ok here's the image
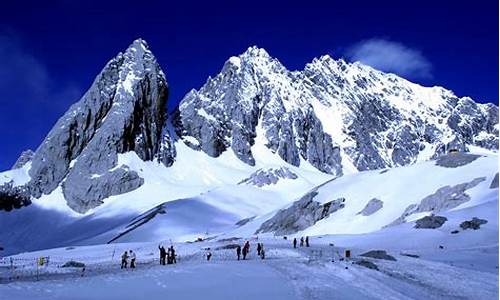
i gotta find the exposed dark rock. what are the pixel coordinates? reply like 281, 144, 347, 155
238, 167, 298, 187
215, 244, 240, 250
490, 173, 499, 189
451, 230, 460, 234
460, 217, 488, 230
235, 216, 256, 226
357, 198, 383, 216
0, 181, 32, 211
388, 177, 485, 226
414, 215, 447, 229
256, 189, 345, 235
354, 259, 379, 270
108, 202, 166, 243
400, 253, 420, 258
359, 250, 397, 261
435, 153, 481, 168
62, 261, 86, 268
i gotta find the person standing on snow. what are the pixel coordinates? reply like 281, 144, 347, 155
260, 244, 265, 260
236, 245, 241, 260
305, 236, 310, 247
293, 238, 297, 249
300, 237, 304, 247
130, 250, 136, 268
121, 251, 129, 269
257, 243, 262, 256
158, 245, 167, 265
170, 246, 177, 264
242, 240, 250, 260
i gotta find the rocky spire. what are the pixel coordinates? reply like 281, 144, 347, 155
26, 38, 170, 213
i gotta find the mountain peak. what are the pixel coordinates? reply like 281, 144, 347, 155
241, 45, 271, 59
127, 38, 150, 52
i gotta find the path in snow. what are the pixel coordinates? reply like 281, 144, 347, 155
0, 260, 299, 300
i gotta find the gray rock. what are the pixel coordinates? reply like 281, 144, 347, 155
354, 259, 379, 270
173, 47, 498, 175
23, 39, 170, 213
388, 177, 485, 226
359, 250, 397, 261
235, 216, 255, 226
490, 173, 499, 189
238, 167, 298, 187
11, 150, 34, 169
400, 253, 420, 258
256, 188, 345, 235
61, 261, 85, 268
414, 215, 447, 229
435, 153, 481, 168
357, 198, 383, 216
460, 217, 488, 230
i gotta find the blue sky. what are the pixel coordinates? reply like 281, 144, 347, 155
0, 0, 498, 170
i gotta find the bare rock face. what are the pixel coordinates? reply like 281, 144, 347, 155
174, 48, 343, 175
256, 189, 346, 235
174, 47, 498, 174
357, 198, 383, 216
11, 150, 34, 169
238, 167, 298, 187
25, 39, 171, 213
460, 217, 488, 230
388, 177, 486, 226
414, 215, 447, 229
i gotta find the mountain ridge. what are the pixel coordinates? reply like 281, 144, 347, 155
0, 39, 498, 215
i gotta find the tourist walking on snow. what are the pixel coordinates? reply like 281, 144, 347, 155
242, 240, 250, 260
260, 244, 265, 260
121, 251, 129, 269
293, 237, 297, 249
236, 245, 241, 260
130, 250, 136, 268
257, 243, 262, 256
300, 237, 304, 247
305, 236, 310, 247
158, 245, 167, 265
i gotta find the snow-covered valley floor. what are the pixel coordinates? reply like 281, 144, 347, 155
1, 234, 497, 300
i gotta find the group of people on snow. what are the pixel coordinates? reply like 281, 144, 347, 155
120, 250, 136, 269
158, 245, 177, 265
120, 236, 311, 269
292, 236, 310, 248
235, 240, 265, 260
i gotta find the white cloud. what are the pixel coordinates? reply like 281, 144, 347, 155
345, 38, 432, 79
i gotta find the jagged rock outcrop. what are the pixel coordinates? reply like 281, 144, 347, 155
460, 217, 488, 230
388, 177, 486, 226
173, 48, 343, 175
256, 189, 346, 235
238, 167, 298, 187
173, 47, 498, 173
435, 153, 481, 168
490, 173, 499, 189
414, 215, 447, 229
11, 150, 34, 169
23, 39, 171, 213
357, 198, 383, 216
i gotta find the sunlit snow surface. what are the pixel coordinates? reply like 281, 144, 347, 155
0, 143, 497, 299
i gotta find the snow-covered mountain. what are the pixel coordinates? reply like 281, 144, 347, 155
0, 39, 498, 257
173, 46, 498, 174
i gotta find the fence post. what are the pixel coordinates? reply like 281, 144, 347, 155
36, 258, 39, 281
